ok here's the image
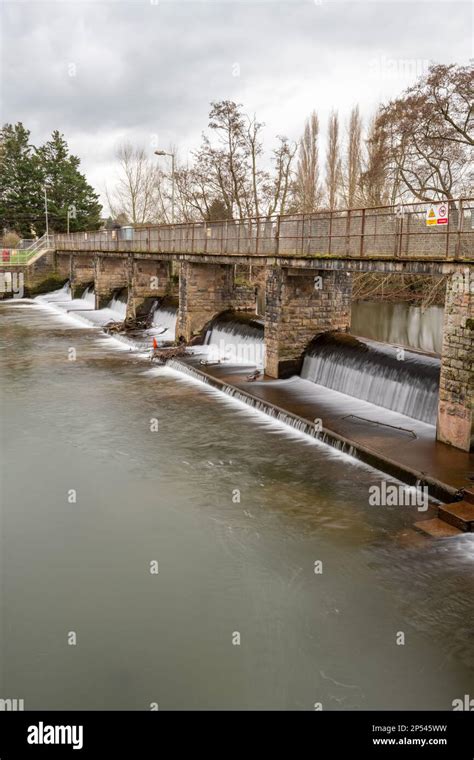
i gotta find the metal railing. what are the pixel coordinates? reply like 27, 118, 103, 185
1, 234, 54, 265
55, 199, 474, 260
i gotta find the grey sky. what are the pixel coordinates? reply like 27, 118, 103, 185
1, 0, 472, 210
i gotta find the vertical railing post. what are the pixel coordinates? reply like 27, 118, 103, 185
444, 201, 451, 258
204, 222, 208, 254
346, 210, 351, 255
359, 208, 366, 257
224, 220, 228, 255
275, 215, 280, 256
398, 212, 404, 257
455, 198, 464, 259
328, 210, 333, 256
301, 214, 305, 255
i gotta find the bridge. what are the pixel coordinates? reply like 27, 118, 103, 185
4, 198, 474, 452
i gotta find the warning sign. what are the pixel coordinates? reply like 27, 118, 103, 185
426, 203, 449, 226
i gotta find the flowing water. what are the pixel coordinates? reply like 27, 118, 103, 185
205, 314, 265, 367
152, 304, 177, 342
1, 297, 474, 711
301, 334, 440, 425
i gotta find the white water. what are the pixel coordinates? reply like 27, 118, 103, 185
302, 335, 440, 425
205, 316, 265, 367
151, 305, 177, 341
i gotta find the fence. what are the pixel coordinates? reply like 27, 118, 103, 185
1, 234, 55, 265
55, 199, 474, 260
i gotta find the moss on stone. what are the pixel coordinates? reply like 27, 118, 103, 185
27, 276, 68, 297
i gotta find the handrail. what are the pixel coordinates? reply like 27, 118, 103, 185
54, 198, 474, 261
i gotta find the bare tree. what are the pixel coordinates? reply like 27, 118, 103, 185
294, 111, 323, 212
360, 110, 398, 207
266, 136, 298, 216
342, 105, 363, 207
325, 110, 342, 210
106, 143, 166, 224
377, 63, 473, 201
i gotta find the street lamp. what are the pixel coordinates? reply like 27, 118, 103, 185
154, 150, 175, 224
43, 186, 49, 238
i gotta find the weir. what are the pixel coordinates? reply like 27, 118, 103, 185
9, 196, 473, 451
301, 334, 440, 425
204, 313, 265, 367
27, 280, 474, 528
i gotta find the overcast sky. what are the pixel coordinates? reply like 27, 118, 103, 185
1, 0, 472, 212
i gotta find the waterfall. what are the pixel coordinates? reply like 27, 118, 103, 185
81, 286, 95, 306
107, 291, 127, 320
39, 281, 71, 302
351, 302, 444, 354
301, 333, 440, 425
152, 305, 177, 341
204, 313, 265, 367
167, 358, 357, 455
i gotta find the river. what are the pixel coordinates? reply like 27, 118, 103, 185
1, 298, 473, 710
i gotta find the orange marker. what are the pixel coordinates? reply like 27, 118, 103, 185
153, 337, 158, 350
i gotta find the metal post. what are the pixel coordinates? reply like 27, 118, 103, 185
359, 208, 366, 257
171, 154, 175, 225
328, 210, 333, 256
44, 187, 49, 239
455, 199, 464, 259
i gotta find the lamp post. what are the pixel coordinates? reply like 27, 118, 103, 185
154, 150, 175, 224
44, 186, 49, 238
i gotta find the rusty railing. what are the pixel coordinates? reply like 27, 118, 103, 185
54, 198, 474, 260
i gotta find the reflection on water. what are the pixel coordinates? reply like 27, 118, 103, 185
1, 300, 473, 711
352, 301, 444, 354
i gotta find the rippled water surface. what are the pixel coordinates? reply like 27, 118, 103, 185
1, 300, 473, 710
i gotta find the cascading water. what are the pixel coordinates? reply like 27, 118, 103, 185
301, 333, 440, 425
204, 313, 265, 367
152, 305, 177, 341
80, 286, 95, 308
39, 281, 71, 302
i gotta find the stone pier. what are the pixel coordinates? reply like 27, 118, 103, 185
177, 261, 255, 341
264, 267, 353, 377
67, 254, 95, 297
94, 254, 131, 309
127, 258, 172, 319
437, 267, 474, 452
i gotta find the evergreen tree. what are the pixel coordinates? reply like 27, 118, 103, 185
0, 123, 44, 237
36, 131, 102, 233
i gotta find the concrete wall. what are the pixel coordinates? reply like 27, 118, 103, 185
437, 267, 474, 451
264, 266, 352, 377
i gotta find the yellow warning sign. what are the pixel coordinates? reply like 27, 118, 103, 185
426, 204, 449, 226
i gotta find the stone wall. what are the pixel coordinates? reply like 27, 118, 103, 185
127, 259, 172, 319
177, 261, 256, 341
265, 266, 352, 377
94, 255, 131, 309
437, 267, 474, 451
